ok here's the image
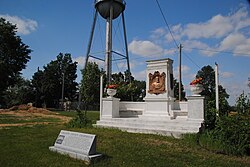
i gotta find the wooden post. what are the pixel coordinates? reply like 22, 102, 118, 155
178, 44, 183, 101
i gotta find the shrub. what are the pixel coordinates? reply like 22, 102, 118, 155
204, 105, 217, 130
212, 115, 250, 156
67, 110, 90, 128
199, 114, 250, 156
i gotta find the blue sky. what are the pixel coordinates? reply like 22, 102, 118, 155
0, 0, 250, 105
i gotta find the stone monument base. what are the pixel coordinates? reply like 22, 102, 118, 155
49, 146, 102, 164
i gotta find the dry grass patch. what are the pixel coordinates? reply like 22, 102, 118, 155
0, 105, 71, 127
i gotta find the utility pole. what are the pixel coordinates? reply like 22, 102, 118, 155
61, 72, 65, 109
215, 62, 219, 116
178, 44, 183, 101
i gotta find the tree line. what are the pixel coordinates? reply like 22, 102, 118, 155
0, 18, 147, 109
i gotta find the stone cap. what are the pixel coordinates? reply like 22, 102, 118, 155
146, 58, 173, 63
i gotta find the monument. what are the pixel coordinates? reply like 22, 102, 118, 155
141, 58, 174, 120
95, 58, 205, 138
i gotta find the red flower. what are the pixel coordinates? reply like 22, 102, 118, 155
107, 84, 118, 89
190, 77, 202, 85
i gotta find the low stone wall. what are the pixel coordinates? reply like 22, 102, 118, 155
119, 102, 145, 111
172, 101, 188, 111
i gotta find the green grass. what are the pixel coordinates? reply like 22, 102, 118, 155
0, 111, 249, 167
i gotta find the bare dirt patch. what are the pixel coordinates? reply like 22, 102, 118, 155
0, 105, 71, 127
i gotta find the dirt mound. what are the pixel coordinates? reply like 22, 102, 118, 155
27, 107, 52, 114
0, 104, 71, 127
2, 104, 52, 114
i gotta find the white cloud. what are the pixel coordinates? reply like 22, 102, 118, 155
0, 14, 38, 35
219, 33, 245, 51
174, 65, 195, 80
181, 6, 250, 40
218, 32, 250, 56
222, 81, 249, 105
128, 40, 164, 57
183, 14, 233, 39
128, 40, 176, 57
132, 70, 146, 81
221, 71, 234, 78
182, 40, 217, 57
152, 6, 250, 57
73, 56, 104, 69
151, 27, 166, 39
73, 56, 85, 69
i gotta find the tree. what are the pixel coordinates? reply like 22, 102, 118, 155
0, 18, 31, 106
31, 53, 78, 108
235, 91, 250, 114
196, 65, 230, 129
32, 68, 45, 107
111, 71, 146, 101
196, 65, 229, 112
80, 62, 102, 110
173, 79, 186, 101
3, 76, 35, 108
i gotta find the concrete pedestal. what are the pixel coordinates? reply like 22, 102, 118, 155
140, 97, 173, 120
101, 97, 120, 118
187, 96, 205, 121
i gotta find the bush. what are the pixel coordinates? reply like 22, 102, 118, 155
212, 115, 250, 155
199, 114, 250, 156
67, 110, 90, 128
204, 105, 217, 130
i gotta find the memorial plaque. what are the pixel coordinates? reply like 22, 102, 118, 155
49, 130, 102, 163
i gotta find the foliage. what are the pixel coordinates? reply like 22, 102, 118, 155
204, 100, 217, 130
31, 68, 44, 107
0, 18, 31, 105
81, 64, 146, 103
111, 70, 146, 101
2, 76, 35, 108
173, 78, 186, 101
196, 65, 230, 128
198, 114, 250, 156
67, 110, 90, 128
80, 62, 102, 108
214, 115, 250, 155
31, 53, 78, 108
193, 93, 250, 156
235, 92, 250, 114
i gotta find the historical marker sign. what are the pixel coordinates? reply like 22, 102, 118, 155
49, 130, 102, 163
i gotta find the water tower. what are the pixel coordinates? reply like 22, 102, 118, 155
84, 0, 131, 84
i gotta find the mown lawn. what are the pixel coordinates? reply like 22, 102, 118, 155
0, 111, 249, 167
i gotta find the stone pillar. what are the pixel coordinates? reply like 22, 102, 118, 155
187, 96, 205, 121
141, 58, 175, 120
101, 97, 120, 118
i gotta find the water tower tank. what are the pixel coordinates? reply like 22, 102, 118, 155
95, 0, 125, 20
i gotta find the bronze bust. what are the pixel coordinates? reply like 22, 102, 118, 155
148, 71, 166, 94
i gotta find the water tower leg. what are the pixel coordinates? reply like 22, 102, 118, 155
84, 9, 98, 69
105, 6, 113, 84
122, 12, 131, 83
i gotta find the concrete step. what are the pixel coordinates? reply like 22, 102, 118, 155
94, 122, 200, 138
99, 117, 202, 125
119, 110, 142, 118
95, 118, 202, 132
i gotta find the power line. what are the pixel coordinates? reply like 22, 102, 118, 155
185, 47, 250, 57
155, 0, 179, 48
182, 51, 201, 69
155, 0, 201, 70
